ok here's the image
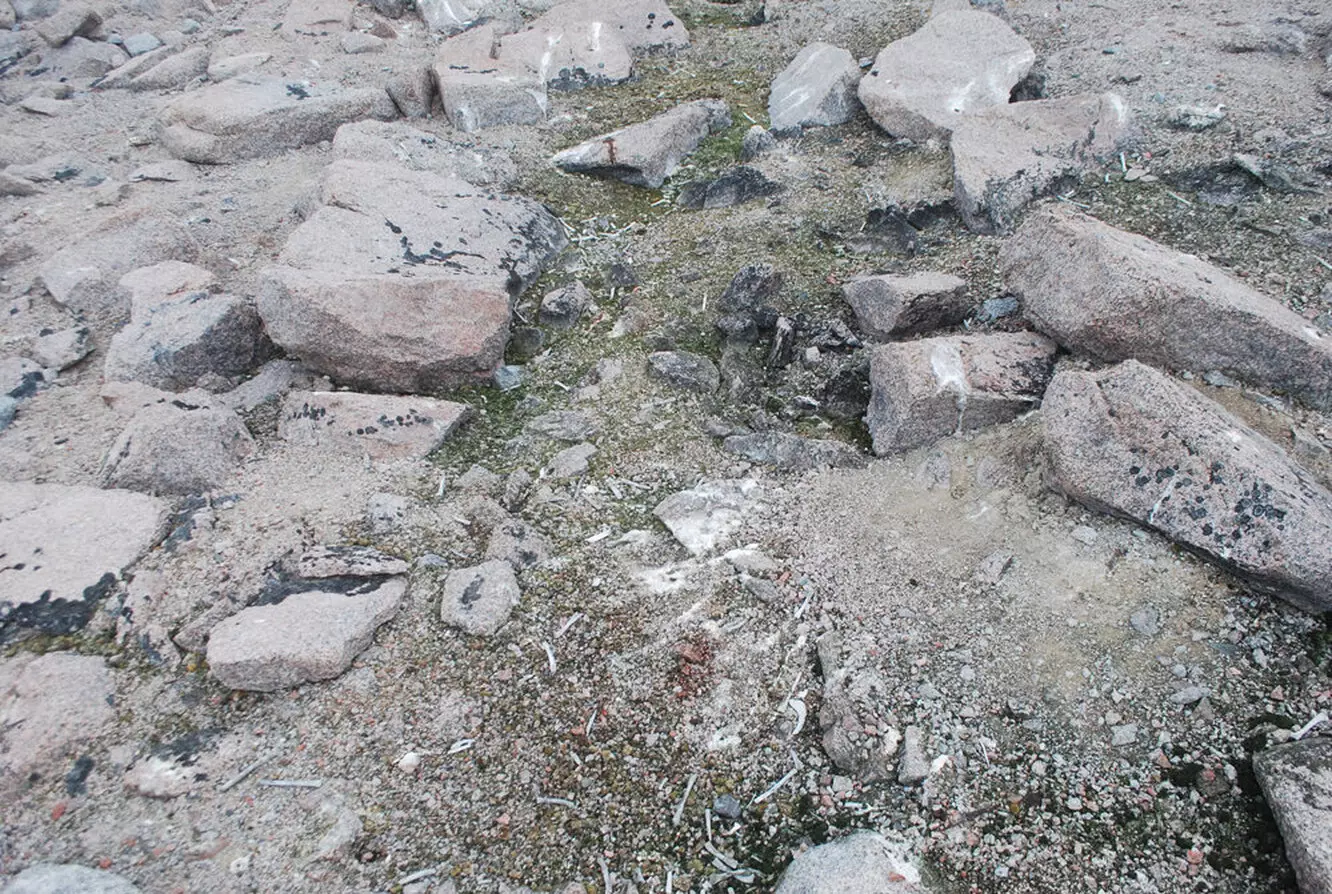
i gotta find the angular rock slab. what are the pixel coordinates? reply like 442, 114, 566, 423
551, 99, 731, 188
331, 119, 518, 188
278, 390, 472, 461
119, 260, 216, 318
439, 559, 520, 636
0, 653, 115, 788
842, 271, 970, 340
0, 864, 142, 894
158, 76, 397, 164
654, 479, 761, 556
1253, 737, 1332, 894
101, 402, 254, 495
1043, 361, 1332, 612
858, 9, 1034, 142
0, 483, 167, 639
952, 93, 1130, 233
1000, 207, 1332, 410
433, 24, 548, 133
206, 578, 406, 691
768, 42, 862, 132
866, 331, 1057, 455
259, 160, 565, 392
103, 294, 267, 391
774, 832, 923, 894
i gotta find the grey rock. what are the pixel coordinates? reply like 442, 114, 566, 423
0, 654, 116, 790
898, 725, 930, 783
768, 42, 861, 132
101, 402, 254, 495
9, 0, 57, 20
19, 96, 73, 116
719, 263, 781, 312
1001, 207, 1332, 410
29, 327, 91, 371
1043, 360, 1332, 613
527, 409, 598, 441
2, 357, 47, 401
46, 36, 127, 78
332, 120, 517, 189
119, 260, 215, 318
1167, 104, 1225, 131
648, 350, 719, 394
1254, 737, 1332, 894
0, 397, 15, 432
722, 432, 866, 471
1129, 606, 1160, 636
259, 161, 564, 392
866, 331, 1057, 454
385, 66, 437, 118
415, 0, 490, 34
551, 99, 731, 188
1110, 724, 1139, 746
0, 0, 12, 27
34, 3, 100, 47
279, 390, 471, 461
341, 31, 385, 53
0, 170, 41, 198
740, 125, 777, 161
439, 560, 521, 635
433, 24, 547, 132
158, 76, 397, 164
297, 545, 410, 578
123, 32, 162, 55
130, 45, 210, 91
539, 281, 593, 328
858, 10, 1034, 142
0, 864, 141, 894
0, 33, 40, 74
547, 441, 596, 478
677, 166, 780, 210
653, 478, 761, 556
205, 51, 271, 81
369, 0, 406, 17
713, 793, 742, 819
0, 483, 167, 640
952, 93, 1130, 233
485, 520, 551, 570
775, 832, 924, 893
39, 212, 198, 325
123, 755, 195, 799
96, 46, 171, 88
842, 271, 969, 339
206, 579, 406, 691
104, 294, 267, 391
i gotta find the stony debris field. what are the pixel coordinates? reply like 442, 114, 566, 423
2, 0, 1332, 892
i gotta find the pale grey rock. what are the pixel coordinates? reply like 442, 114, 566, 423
2, 357, 46, 402
842, 271, 970, 339
119, 260, 216, 318
415, 0, 489, 34
1000, 207, 1332, 410
768, 42, 861, 132
897, 725, 930, 783
0, 483, 167, 639
95, 46, 170, 88
215, 359, 324, 413
101, 402, 254, 495
331, 120, 517, 188
0, 864, 141, 894
526, 409, 598, 441
653, 479, 761, 556
158, 76, 397, 164
547, 441, 596, 478
1043, 361, 1332, 613
298, 545, 409, 578
46, 37, 128, 78
485, 520, 551, 570
551, 99, 731, 188
648, 350, 719, 394
722, 432, 866, 471
282, 0, 351, 32
205, 51, 271, 81
434, 24, 547, 132
123, 756, 195, 799
123, 32, 162, 55
0, 397, 15, 432
774, 832, 923, 894
340, 31, 385, 53
539, 281, 592, 328
130, 45, 210, 91
1254, 737, 1332, 894
29, 327, 91, 370
104, 294, 267, 391
0, 170, 41, 197
740, 124, 777, 161
9, 0, 56, 20
206, 579, 406, 691
952, 93, 1130, 233
385, 66, 437, 118
33, 3, 100, 47
866, 331, 1057, 454
0, 654, 115, 789
278, 390, 472, 461
858, 10, 1033, 142
439, 560, 520, 635
19, 96, 73, 116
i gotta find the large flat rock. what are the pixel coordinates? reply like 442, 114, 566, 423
857, 10, 1034, 142
0, 483, 167, 639
258, 160, 565, 392
279, 390, 472, 461
551, 99, 730, 188
1253, 737, 1332, 894
0, 653, 115, 789
0, 863, 141, 894
866, 331, 1057, 454
1001, 207, 1332, 410
1043, 361, 1332, 612
158, 76, 397, 164
206, 578, 406, 691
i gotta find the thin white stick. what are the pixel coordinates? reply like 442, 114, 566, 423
751, 768, 797, 806
219, 756, 268, 792
542, 641, 557, 674
557, 612, 584, 637
672, 773, 697, 826
258, 778, 323, 789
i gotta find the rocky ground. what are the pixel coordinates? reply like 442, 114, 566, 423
2, 0, 1332, 892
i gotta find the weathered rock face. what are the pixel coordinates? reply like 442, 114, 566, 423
101, 402, 254, 495
103, 293, 267, 391
119, 260, 216, 317
1001, 207, 1332, 410
1253, 737, 1332, 894
866, 331, 1057, 454
1042, 361, 1332, 612
0, 863, 142, 894
952, 93, 1130, 233
768, 42, 862, 132
550, 99, 731, 188
0, 483, 167, 640
648, 350, 720, 394
653, 479, 761, 555
331, 119, 518, 188
206, 579, 406, 691
278, 390, 472, 461
857, 10, 1034, 142
258, 160, 566, 392
158, 76, 398, 164
773, 832, 924, 894
842, 271, 970, 340
0, 653, 115, 788
438, 560, 521, 635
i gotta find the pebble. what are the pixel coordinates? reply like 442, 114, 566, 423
1111, 724, 1139, 746
1170, 686, 1208, 706
713, 793, 742, 819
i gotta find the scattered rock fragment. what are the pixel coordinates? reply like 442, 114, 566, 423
842, 271, 969, 339
206, 579, 406, 691
897, 725, 930, 783
101, 402, 254, 495
123, 756, 195, 799
527, 409, 598, 441
551, 99, 731, 188
278, 391, 471, 461
773, 832, 923, 894
540, 281, 593, 328
648, 350, 720, 394
768, 42, 862, 132
298, 545, 409, 578
546, 441, 596, 478
1253, 737, 1332, 894
1168, 104, 1226, 131
653, 479, 760, 555
722, 432, 866, 471
130, 46, 210, 91
866, 331, 1057, 454
485, 521, 551, 570
1001, 207, 1332, 410
438, 560, 521, 635
1043, 361, 1332, 612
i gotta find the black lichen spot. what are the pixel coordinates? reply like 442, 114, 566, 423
286, 83, 309, 100
65, 755, 94, 795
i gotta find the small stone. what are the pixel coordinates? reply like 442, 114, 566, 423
1129, 606, 1160, 636
773, 832, 920, 893
279, 391, 472, 462
29, 327, 91, 371
340, 31, 385, 53
0, 864, 141, 894
1170, 686, 1208, 706
897, 725, 929, 784
1110, 724, 1139, 746
547, 441, 596, 478
539, 281, 593, 328
648, 350, 720, 394
1070, 525, 1098, 545
123, 32, 163, 55
677, 166, 781, 210
713, 793, 742, 819
438, 560, 521, 636
740, 125, 777, 161
842, 271, 969, 340
654, 479, 761, 556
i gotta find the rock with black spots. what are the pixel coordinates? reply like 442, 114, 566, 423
551, 99, 730, 188
278, 390, 471, 461
0, 654, 116, 792
485, 520, 551, 570
297, 545, 410, 578
1253, 737, 1332, 894
438, 560, 521, 636
842, 271, 970, 339
677, 166, 780, 209
768, 42, 862, 132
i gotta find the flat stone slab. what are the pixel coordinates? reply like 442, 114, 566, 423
101, 402, 254, 495
331, 119, 518, 188
1000, 207, 1332, 410
858, 9, 1034, 142
0, 483, 167, 639
952, 93, 1130, 233
653, 479, 761, 556
1043, 360, 1332, 613
842, 271, 970, 340
866, 331, 1057, 454
551, 99, 731, 188
278, 391, 472, 461
1254, 737, 1332, 894
774, 832, 922, 894
206, 578, 406, 691
768, 42, 861, 132
0, 653, 115, 789
439, 559, 520, 636
0, 863, 142, 894
158, 76, 397, 164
